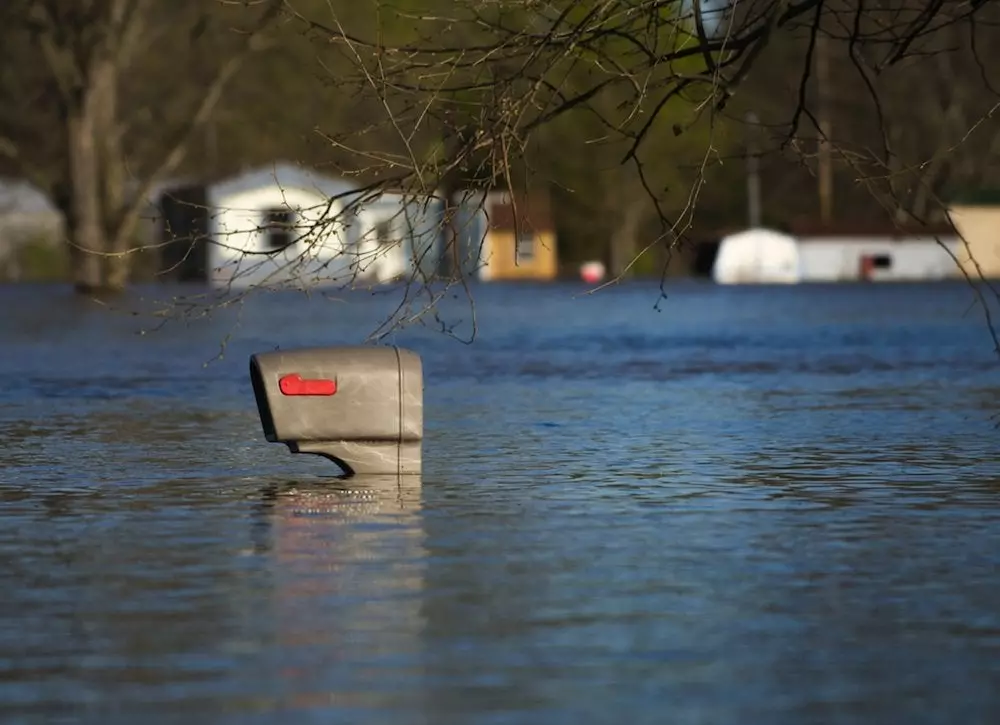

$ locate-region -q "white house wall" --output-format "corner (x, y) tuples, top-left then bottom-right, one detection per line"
(208, 185), (350, 289)
(355, 203), (407, 284)
(796, 237), (962, 282)
(404, 196), (446, 279)
(451, 191), (490, 280)
(712, 229), (801, 284)
(352, 194), (446, 284)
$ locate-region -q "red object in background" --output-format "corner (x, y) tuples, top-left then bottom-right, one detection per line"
(278, 374), (337, 396)
(580, 261), (606, 284)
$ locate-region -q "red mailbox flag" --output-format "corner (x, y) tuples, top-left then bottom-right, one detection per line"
(278, 374), (337, 396)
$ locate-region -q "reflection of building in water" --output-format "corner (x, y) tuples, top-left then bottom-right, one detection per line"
(262, 475), (425, 712)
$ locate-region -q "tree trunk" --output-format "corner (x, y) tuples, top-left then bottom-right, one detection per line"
(66, 107), (106, 294)
(95, 58), (132, 291)
(66, 58), (130, 296)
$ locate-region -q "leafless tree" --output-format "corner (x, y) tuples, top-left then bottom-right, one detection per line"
(0, 0), (284, 294)
(244, 1), (1000, 301)
(6, 0), (1000, 345)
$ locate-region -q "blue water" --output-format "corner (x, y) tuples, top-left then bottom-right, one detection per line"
(1, 280), (998, 724)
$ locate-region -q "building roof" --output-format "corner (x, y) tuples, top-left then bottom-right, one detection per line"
(0, 178), (55, 214)
(787, 219), (957, 239)
(208, 161), (358, 204)
(720, 228), (797, 245)
(486, 192), (553, 232)
(950, 189), (1000, 206)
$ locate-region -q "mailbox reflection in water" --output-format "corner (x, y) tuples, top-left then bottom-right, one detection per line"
(249, 346), (423, 476)
(264, 474), (426, 710)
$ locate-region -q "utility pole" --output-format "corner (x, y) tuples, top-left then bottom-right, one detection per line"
(816, 31), (833, 224)
(745, 110), (762, 228)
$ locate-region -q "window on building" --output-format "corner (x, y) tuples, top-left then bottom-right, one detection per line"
(516, 231), (535, 263)
(374, 219), (394, 248)
(262, 208), (294, 251)
(872, 254), (892, 269)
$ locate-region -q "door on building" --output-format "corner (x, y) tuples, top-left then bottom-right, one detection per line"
(159, 185), (210, 282)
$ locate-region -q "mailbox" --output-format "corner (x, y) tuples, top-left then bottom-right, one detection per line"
(249, 346), (422, 476)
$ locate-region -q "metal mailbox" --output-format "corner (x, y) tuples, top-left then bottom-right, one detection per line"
(249, 346), (422, 476)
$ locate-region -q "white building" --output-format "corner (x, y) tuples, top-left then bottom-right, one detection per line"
(711, 228), (800, 284)
(212, 164), (349, 289)
(712, 226), (962, 284)
(352, 191), (444, 284)
(158, 163), (444, 290)
(0, 180), (63, 268)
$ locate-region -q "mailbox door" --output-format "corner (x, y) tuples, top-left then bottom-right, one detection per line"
(253, 347), (405, 443)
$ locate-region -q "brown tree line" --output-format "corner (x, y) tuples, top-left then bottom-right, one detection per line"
(1, 0), (998, 294)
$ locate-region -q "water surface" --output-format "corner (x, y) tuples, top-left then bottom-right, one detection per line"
(1, 280), (999, 724)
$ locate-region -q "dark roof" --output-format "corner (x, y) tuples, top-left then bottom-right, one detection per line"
(487, 193), (553, 232)
(787, 219), (957, 238)
(950, 189), (1000, 206)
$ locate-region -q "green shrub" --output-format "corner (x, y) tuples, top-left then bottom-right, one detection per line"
(4, 233), (158, 283)
(13, 236), (69, 281)
(629, 249), (663, 277)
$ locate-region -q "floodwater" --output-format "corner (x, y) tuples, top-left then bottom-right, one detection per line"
(1, 280), (999, 724)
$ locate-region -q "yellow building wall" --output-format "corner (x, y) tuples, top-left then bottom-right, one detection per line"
(947, 205), (1000, 279)
(484, 229), (558, 280)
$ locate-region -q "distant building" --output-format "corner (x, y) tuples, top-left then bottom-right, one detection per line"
(157, 162), (442, 289)
(0, 180), (63, 280)
(712, 228), (799, 284)
(0, 178), (62, 243)
(947, 191), (1000, 279)
(156, 167), (563, 288)
(450, 190), (558, 282)
(354, 190), (443, 283)
(712, 223), (962, 284)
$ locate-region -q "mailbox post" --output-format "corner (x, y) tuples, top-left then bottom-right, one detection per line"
(249, 346), (423, 476)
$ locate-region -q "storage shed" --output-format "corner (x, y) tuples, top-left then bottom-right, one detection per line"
(712, 228), (800, 284)
(447, 189), (558, 281)
(791, 222), (961, 282)
(712, 224), (963, 284)
(158, 163), (443, 290)
(353, 191), (444, 283)
(947, 192), (1000, 279)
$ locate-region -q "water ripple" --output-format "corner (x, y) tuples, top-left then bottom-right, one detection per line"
(0, 281), (999, 724)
